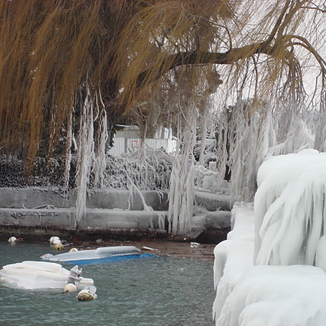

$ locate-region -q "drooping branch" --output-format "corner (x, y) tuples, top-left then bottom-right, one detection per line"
(288, 35), (326, 74)
(135, 42), (284, 91)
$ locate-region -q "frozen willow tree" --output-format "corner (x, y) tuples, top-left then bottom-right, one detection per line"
(207, 1), (326, 200)
(0, 1), (325, 230)
(215, 98), (315, 201)
(115, 0), (326, 232)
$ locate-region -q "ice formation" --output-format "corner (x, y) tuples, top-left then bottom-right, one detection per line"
(217, 265), (326, 326)
(168, 108), (197, 235)
(254, 149), (326, 266)
(213, 96), (315, 203)
(75, 87), (108, 223)
(213, 203), (255, 320)
(75, 87), (95, 222)
(213, 150), (326, 326)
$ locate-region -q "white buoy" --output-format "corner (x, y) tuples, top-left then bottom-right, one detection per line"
(52, 239), (62, 245)
(64, 283), (77, 292)
(8, 237), (17, 243)
(49, 236), (60, 244)
(54, 243), (64, 251)
(77, 286), (97, 301)
(69, 248), (78, 252)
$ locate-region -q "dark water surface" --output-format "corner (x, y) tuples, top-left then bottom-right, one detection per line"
(0, 242), (215, 326)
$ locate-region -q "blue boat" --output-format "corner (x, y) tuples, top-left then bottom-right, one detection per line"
(41, 246), (157, 265)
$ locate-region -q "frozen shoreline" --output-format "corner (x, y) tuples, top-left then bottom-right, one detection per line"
(0, 187), (232, 244)
(1, 237), (217, 262)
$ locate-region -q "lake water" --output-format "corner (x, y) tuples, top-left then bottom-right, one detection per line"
(0, 242), (215, 326)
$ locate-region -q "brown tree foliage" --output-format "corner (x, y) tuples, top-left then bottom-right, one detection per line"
(0, 0), (324, 166)
(0, 0), (139, 160)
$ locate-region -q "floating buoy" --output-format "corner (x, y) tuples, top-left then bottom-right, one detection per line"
(54, 243), (64, 251)
(64, 283), (77, 292)
(69, 248), (78, 252)
(190, 242), (200, 248)
(77, 286), (97, 301)
(8, 237), (17, 243)
(50, 236), (60, 244)
(52, 239), (62, 246)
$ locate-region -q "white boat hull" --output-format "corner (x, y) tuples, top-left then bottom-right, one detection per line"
(0, 261), (94, 290)
(42, 246), (142, 264)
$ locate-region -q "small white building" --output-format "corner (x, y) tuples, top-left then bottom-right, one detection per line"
(108, 125), (177, 156)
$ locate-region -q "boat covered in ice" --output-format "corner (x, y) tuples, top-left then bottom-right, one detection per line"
(0, 261), (94, 290)
(41, 245), (155, 265)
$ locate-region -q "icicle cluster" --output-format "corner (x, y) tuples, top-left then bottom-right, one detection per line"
(168, 106), (197, 235)
(254, 149), (326, 266)
(230, 110), (276, 201)
(75, 88), (95, 222)
(93, 92), (108, 188)
(75, 85), (108, 223)
(215, 99), (315, 202)
(103, 148), (173, 191)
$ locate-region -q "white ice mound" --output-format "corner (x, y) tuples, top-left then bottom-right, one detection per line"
(217, 265), (326, 326)
(254, 149), (326, 266)
(0, 261), (94, 290)
(213, 203), (255, 321)
(42, 246), (141, 263)
(213, 150), (326, 325)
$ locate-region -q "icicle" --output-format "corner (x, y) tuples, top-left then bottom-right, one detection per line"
(198, 106), (209, 166)
(219, 98), (314, 202)
(62, 111), (73, 190)
(230, 108), (276, 201)
(103, 147), (172, 191)
(93, 91), (108, 188)
(314, 96), (326, 151)
(126, 174), (153, 212)
(126, 173), (168, 230)
(75, 85), (95, 223)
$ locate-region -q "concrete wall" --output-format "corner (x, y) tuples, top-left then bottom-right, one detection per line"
(0, 187), (232, 241)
